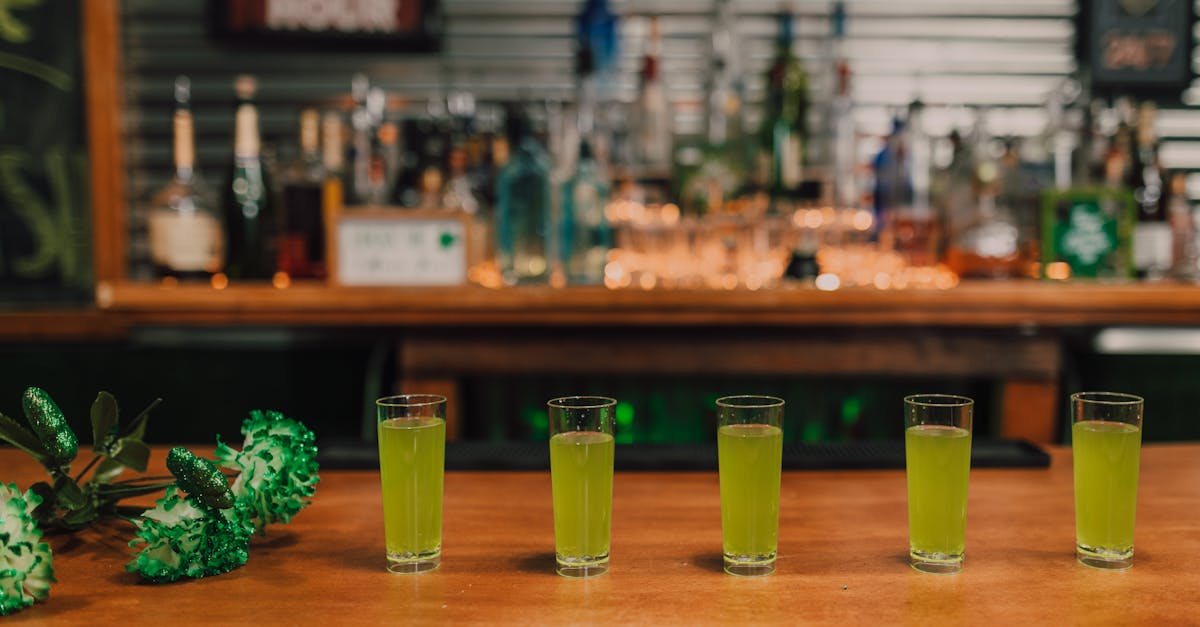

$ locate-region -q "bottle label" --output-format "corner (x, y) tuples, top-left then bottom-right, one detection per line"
(1133, 221), (1173, 271)
(1056, 200), (1119, 275)
(148, 210), (222, 272)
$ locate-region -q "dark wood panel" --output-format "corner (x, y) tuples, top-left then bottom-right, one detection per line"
(400, 331), (1061, 379)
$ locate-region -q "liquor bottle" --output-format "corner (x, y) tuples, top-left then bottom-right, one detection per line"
(495, 105), (552, 285)
(348, 74), (374, 204)
(222, 74), (276, 280)
(760, 8), (808, 197)
(632, 16), (672, 175)
(443, 142), (488, 268)
(147, 76), (223, 280)
(277, 108), (326, 279)
(320, 111), (345, 276)
(944, 110), (1021, 277)
(829, 1), (857, 209)
(1168, 172), (1198, 280)
(560, 139), (611, 285)
(1130, 102), (1171, 279)
(574, 0), (620, 102)
(321, 110), (346, 218)
(681, 0), (747, 214)
(889, 100), (939, 267)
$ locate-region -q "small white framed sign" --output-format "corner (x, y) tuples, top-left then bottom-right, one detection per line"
(329, 208), (468, 286)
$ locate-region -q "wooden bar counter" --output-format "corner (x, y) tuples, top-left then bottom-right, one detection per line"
(3, 444), (1197, 625)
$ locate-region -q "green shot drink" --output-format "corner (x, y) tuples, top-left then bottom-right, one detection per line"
(718, 424), (783, 571)
(1073, 420), (1142, 563)
(905, 424), (972, 567)
(550, 431), (615, 571)
(378, 416), (445, 571)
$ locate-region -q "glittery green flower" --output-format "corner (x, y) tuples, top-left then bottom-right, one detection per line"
(0, 483), (54, 615)
(126, 487), (251, 583)
(214, 410), (319, 534)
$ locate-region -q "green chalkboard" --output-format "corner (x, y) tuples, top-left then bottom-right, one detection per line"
(0, 0), (91, 304)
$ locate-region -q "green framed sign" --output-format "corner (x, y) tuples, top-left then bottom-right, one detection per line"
(1041, 187), (1136, 279)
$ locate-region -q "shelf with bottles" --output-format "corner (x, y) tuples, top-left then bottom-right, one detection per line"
(125, 0), (1200, 301)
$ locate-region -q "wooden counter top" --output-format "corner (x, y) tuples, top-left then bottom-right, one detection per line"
(95, 280), (1200, 328)
(2, 444), (1197, 625)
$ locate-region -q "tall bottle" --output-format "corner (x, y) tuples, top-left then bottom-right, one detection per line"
(147, 76), (223, 280)
(321, 111), (345, 276)
(945, 110), (1021, 277)
(496, 105), (552, 285)
(760, 8), (808, 197)
(829, 1), (856, 209)
(682, 0), (746, 213)
(222, 74), (276, 280)
(1130, 101), (1171, 278)
(278, 108), (326, 279)
(890, 100), (938, 267)
(560, 139), (611, 284)
(632, 16), (673, 174)
(346, 74), (373, 205)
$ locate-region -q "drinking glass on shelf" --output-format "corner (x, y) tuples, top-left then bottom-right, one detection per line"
(904, 394), (973, 574)
(717, 395), (784, 576)
(549, 396), (616, 578)
(377, 394), (447, 574)
(1071, 392), (1144, 570)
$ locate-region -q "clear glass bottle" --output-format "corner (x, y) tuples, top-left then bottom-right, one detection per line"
(632, 16), (672, 174)
(681, 0), (747, 214)
(1130, 101), (1171, 279)
(222, 74), (276, 280)
(278, 108), (326, 279)
(147, 76), (223, 280)
(495, 106), (552, 285)
(560, 140), (611, 284)
(944, 110), (1021, 277)
(829, 1), (857, 209)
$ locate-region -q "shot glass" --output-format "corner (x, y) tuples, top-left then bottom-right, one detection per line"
(377, 394), (447, 574)
(548, 396), (616, 578)
(1071, 392), (1144, 570)
(904, 394), (973, 575)
(717, 395), (784, 576)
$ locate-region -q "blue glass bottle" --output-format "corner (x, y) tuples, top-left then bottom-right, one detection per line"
(560, 140), (611, 284)
(496, 108), (551, 285)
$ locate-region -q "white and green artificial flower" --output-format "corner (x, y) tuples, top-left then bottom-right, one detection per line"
(0, 483), (54, 615)
(214, 410), (319, 534)
(126, 486), (252, 583)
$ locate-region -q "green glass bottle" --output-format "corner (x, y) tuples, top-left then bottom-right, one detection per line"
(222, 75), (276, 280)
(760, 10), (808, 197)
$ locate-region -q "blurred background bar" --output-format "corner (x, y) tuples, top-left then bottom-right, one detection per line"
(3, 0), (1200, 461)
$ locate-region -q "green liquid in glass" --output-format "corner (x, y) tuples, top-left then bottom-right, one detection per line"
(550, 431), (614, 565)
(378, 417), (445, 564)
(905, 424), (972, 561)
(1073, 420), (1141, 557)
(718, 424), (783, 564)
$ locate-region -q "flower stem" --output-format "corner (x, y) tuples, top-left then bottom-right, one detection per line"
(97, 481), (175, 500)
(74, 454), (103, 483)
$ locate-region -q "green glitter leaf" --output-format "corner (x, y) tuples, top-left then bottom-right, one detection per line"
(21, 387), (77, 467)
(166, 448), (234, 510)
(89, 391), (118, 452)
(0, 483), (55, 616)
